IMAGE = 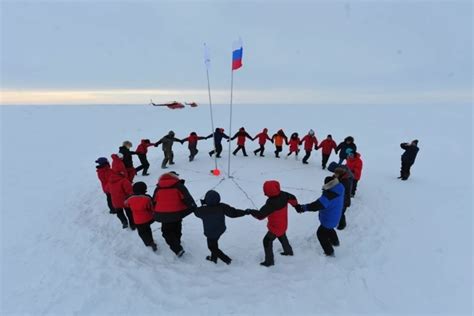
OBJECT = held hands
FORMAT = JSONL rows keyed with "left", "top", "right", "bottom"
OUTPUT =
{"left": 294, "top": 204, "right": 304, "bottom": 213}
{"left": 245, "top": 209, "right": 259, "bottom": 217}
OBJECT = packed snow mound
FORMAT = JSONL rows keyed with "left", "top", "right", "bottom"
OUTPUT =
{"left": 1, "top": 104, "right": 472, "bottom": 315}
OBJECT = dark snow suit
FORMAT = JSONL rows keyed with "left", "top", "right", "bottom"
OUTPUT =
{"left": 207, "top": 130, "right": 229, "bottom": 158}
{"left": 194, "top": 201, "right": 247, "bottom": 263}
{"left": 400, "top": 143, "right": 419, "bottom": 180}
{"left": 156, "top": 135, "right": 182, "bottom": 168}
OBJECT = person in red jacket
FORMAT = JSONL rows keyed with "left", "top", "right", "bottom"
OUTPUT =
{"left": 109, "top": 154, "right": 135, "bottom": 229}
{"left": 287, "top": 132, "right": 301, "bottom": 158}
{"left": 95, "top": 157, "right": 115, "bottom": 214}
{"left": 230, "top": 127, "right": 253, "bottom": 156}
{"left": 152, "top": 172, "right": 197, "bottom": 257}
{"left": 300, "top": 129, "right": 318, "bottom": 164}
{"left": 181, "top": 132, "right": 207, "bottom": 162}
{"left": 253, "top": 128, "right": 273, "bottom": 157}
{"left": 346, "top": 152, "right": 363, "bottom": 197}
{"left": 125, "top": 182, "right": 157, "bottom": 251}
{"left": 135, "top": 139, "right": 154, "bottom": 176}
{"left": 317, "top": 135, "right": 337, "bottom": 169}
{"left": 249, "top": 181, "right": 298, "bottom": 267}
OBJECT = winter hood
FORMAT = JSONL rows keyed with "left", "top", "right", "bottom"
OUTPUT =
{"left": 202, "top": 190, "right": 221, "bottom": 206}
{"left": 323, "top": 177, "right": 340, "bottom": 191}
{"left": 263, "top": 180, "right": 281, "bottom": 197}
{"left": 157, "top": 172, "right": 180, "bottom": 188}
{"left": 111, "top": 154, "right": 127, "bottom": 174}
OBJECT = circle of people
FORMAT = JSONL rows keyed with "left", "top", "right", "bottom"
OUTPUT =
{"left": 95, "top": 127, "right": 367, "bottom": 266}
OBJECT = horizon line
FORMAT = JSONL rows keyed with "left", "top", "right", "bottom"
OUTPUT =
{"left": 1, "top": 88, "right": 471, "bottom": 106}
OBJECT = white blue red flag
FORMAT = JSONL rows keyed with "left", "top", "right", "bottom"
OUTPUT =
{"left": 232, "top": 38, "right": 243, "bottom": 71}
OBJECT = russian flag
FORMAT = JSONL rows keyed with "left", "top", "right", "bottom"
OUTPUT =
{"left": 232, "top": 38, "right": 243, "bottom": 71}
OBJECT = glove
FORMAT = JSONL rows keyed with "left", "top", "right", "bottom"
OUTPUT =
{"left": 294, "top": 204, "right": 304, "bottom": 213}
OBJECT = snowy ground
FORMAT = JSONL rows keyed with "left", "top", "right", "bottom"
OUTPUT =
{"left": 1, "top": 104, "right": 472, "bottom": 315}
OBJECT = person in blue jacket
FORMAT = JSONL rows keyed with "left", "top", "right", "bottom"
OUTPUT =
{"left": 194, "top": 190, "right": 249, "bottom": 264}
{"left": 207, "top": 128, "right": 230, "bottom": 158}
{"left": 295, "top": 176, "right": 344, "bottom": 256}
{"left": 399, "top": 139, "right": 419, "bottom": 180}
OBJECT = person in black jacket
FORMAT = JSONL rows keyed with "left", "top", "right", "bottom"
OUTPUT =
{"left": 335, "top": 136, "right": 357, "bottom": 164}
{"left": 333, "top": 167, "right": 353, "bottom": 230}
{"left": 194, "top": 190, "right": 249, "bottom": 264}
{"left": 399, "top": 140, "right": 419, "bottom": 180}
{"left": 119, "top": 140, "right": 138, "bottom": 181}
{"left": 155, "top": 131, "right": 183, "bottom": 169}
{"left": 207, "top": 128, "right": 230, "bottom": 158}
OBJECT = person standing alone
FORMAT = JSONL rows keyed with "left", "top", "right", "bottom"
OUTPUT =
{"left": 399, "top": 140, "right": 419, "bottom": 180}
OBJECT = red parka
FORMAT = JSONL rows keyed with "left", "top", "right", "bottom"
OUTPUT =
{"left": 153, "top": 173, "right": 196, "bottom": 223}
{"left": 301, "top": 134, "right": 318, "bottom": 151}
{"left": 125, "top": 194, "right": 154, "bottom": 224}
{"left": 108, "top": 172, "right": 133, "bottom": 209}
{"left": 346, "top": 153, "right": 363, "bottom": 180}
{"left": 111, "top": 154, "right": 128, "bottom": 177}
{"left": 136, "top": 140, "right": 154, "bottom": 155}
{"left": 289, "top": 138, "right": 300, "bottom": 152}
{"left": 96, "top": 164, "right": 113, "bottom": 193}
{"left": 255, "top": 128, "right": 271, "bottom": 145}
{"left": 252, "top": 181, "right": 298, "bottom": 237}
{"left": 231, "top": 128, "right": 252, "bottom": 146}
{"left": 318, "top": 139, "right": 337, "bottom": 155}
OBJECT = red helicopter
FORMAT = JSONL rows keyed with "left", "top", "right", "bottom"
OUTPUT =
{"left": 185, "top": 102, "right": 198, "bottom": 108}
{"left": 150, "top": 100, "right": 185, "bottom": 109}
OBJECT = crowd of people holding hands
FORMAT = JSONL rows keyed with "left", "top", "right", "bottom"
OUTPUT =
{"left": 95, "top": 127, "right": 419, "bottom": 266}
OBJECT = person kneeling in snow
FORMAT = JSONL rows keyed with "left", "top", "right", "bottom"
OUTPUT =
{"left": 194, "top": 190, "right": 249, "bottom": 264}
{"left": 125, "top": 182, "right": 158, "bottom": 252}
{"left": 295, "top": 176, "right": 344, "bottom": 257}
{"left": 248, "top": 181, "right": 298, "bottom": 267}
{"left": 152, "top": 172, "right": 196, "bottom": 257}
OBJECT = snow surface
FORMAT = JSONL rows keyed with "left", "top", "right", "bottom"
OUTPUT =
{"left": 1, "top": 104, "right": 472, "bottom": 315}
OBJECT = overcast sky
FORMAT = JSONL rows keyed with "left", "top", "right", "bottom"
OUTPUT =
{"left": 1, "top": 0, "right": 472, "bottom": 105}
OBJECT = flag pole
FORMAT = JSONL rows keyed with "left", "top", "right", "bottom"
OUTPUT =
{"left": 227, "top": 69, "right": 234, "bottom": 178}
{"left": 204, "top": 44, "right": 218, "bottom": 172}
{"left": 206, "top": 66, "right": 218, "bottom": 171}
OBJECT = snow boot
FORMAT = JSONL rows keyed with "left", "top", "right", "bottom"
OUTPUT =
{"left": 337, "top": 215, "right": 346, "bottom": 230}
{"left": 260, "top": 261, "right": 274, "bottom": 267}
{"left": 151, "top": 243, "right": 158, "bottom": 252}
{"left": 176, "top": 249, "right": 185, "bottom": 258}
{"left": 122, "top": 222, "right": 128, "bottom": 229}
{"left": 206, "top": 256, "right": 217, "bottom": 263}
{"left": 280, "top": 251, "right": 293, "bottom": 256}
